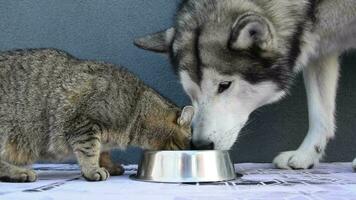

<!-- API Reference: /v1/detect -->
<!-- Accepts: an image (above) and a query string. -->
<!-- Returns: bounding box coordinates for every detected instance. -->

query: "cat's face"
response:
[164,123,192,150]
[154,106,194,150]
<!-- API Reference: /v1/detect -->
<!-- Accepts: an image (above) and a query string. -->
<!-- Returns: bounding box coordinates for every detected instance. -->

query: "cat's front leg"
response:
[70,131,109,181]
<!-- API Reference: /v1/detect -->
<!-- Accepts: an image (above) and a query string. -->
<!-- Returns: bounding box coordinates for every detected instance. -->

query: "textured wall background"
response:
[0,0,355,164]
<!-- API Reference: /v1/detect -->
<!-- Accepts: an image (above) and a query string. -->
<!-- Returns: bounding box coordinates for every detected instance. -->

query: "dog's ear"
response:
[229,13,275,51]
[134,28,175,53]
[177,106,194,127]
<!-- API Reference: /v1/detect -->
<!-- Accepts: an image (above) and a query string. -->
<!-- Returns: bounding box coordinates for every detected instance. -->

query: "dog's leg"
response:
[353,158,356,171]
[274,53,340,169]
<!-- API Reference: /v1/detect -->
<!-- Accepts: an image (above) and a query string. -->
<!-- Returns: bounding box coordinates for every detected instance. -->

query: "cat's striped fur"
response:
[0,48,193,182]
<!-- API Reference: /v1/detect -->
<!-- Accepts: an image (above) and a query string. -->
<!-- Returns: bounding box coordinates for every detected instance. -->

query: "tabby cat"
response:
[0,49,193,182]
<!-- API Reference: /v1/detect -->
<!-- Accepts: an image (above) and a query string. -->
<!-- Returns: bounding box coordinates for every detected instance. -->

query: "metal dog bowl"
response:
[130,150,237,183]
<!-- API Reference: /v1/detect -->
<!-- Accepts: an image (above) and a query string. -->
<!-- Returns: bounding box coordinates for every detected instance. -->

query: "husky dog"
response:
[135,0,356,170]
[0,49,193,182]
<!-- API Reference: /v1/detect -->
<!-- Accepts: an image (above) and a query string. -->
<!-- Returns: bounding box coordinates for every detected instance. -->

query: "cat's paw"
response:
[0,168,37,183]
[353,158,356,172]
[273,150,318,170]
[83,167,110,181]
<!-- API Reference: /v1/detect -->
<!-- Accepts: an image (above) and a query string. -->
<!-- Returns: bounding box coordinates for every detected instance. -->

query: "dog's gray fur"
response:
[0,48,193,182]
[135,0,356,170]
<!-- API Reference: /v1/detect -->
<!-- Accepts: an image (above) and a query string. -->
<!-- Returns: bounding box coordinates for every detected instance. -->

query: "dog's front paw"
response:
[273,150,318,170]
[82,167,110,181]
[353,158,356,171]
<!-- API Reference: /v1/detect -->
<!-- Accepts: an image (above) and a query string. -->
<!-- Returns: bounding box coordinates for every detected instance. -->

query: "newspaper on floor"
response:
[0,163,355,200]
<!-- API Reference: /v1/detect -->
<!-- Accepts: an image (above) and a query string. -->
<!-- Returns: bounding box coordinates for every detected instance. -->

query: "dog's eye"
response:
[218,81,232,94]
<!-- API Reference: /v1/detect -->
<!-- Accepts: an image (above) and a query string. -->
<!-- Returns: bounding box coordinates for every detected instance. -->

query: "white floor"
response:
[1,163,356,200]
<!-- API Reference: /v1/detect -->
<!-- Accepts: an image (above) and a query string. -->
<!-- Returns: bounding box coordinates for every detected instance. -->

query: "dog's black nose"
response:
[191,141,215,150]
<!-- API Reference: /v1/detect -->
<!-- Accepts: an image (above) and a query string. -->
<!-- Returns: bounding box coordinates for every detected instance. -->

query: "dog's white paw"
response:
[273,150,318,170]
[353,158,356,171]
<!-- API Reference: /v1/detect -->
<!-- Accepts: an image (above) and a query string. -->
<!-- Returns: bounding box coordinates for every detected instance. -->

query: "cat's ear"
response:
[134,28,175,53]
[177,106,194,127]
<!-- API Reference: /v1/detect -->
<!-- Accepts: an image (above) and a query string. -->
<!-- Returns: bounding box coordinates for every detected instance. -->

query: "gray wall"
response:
[0,0,355,164]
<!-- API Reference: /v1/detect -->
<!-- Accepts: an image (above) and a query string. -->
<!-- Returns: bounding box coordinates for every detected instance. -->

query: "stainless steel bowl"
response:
[130,150,237,183]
